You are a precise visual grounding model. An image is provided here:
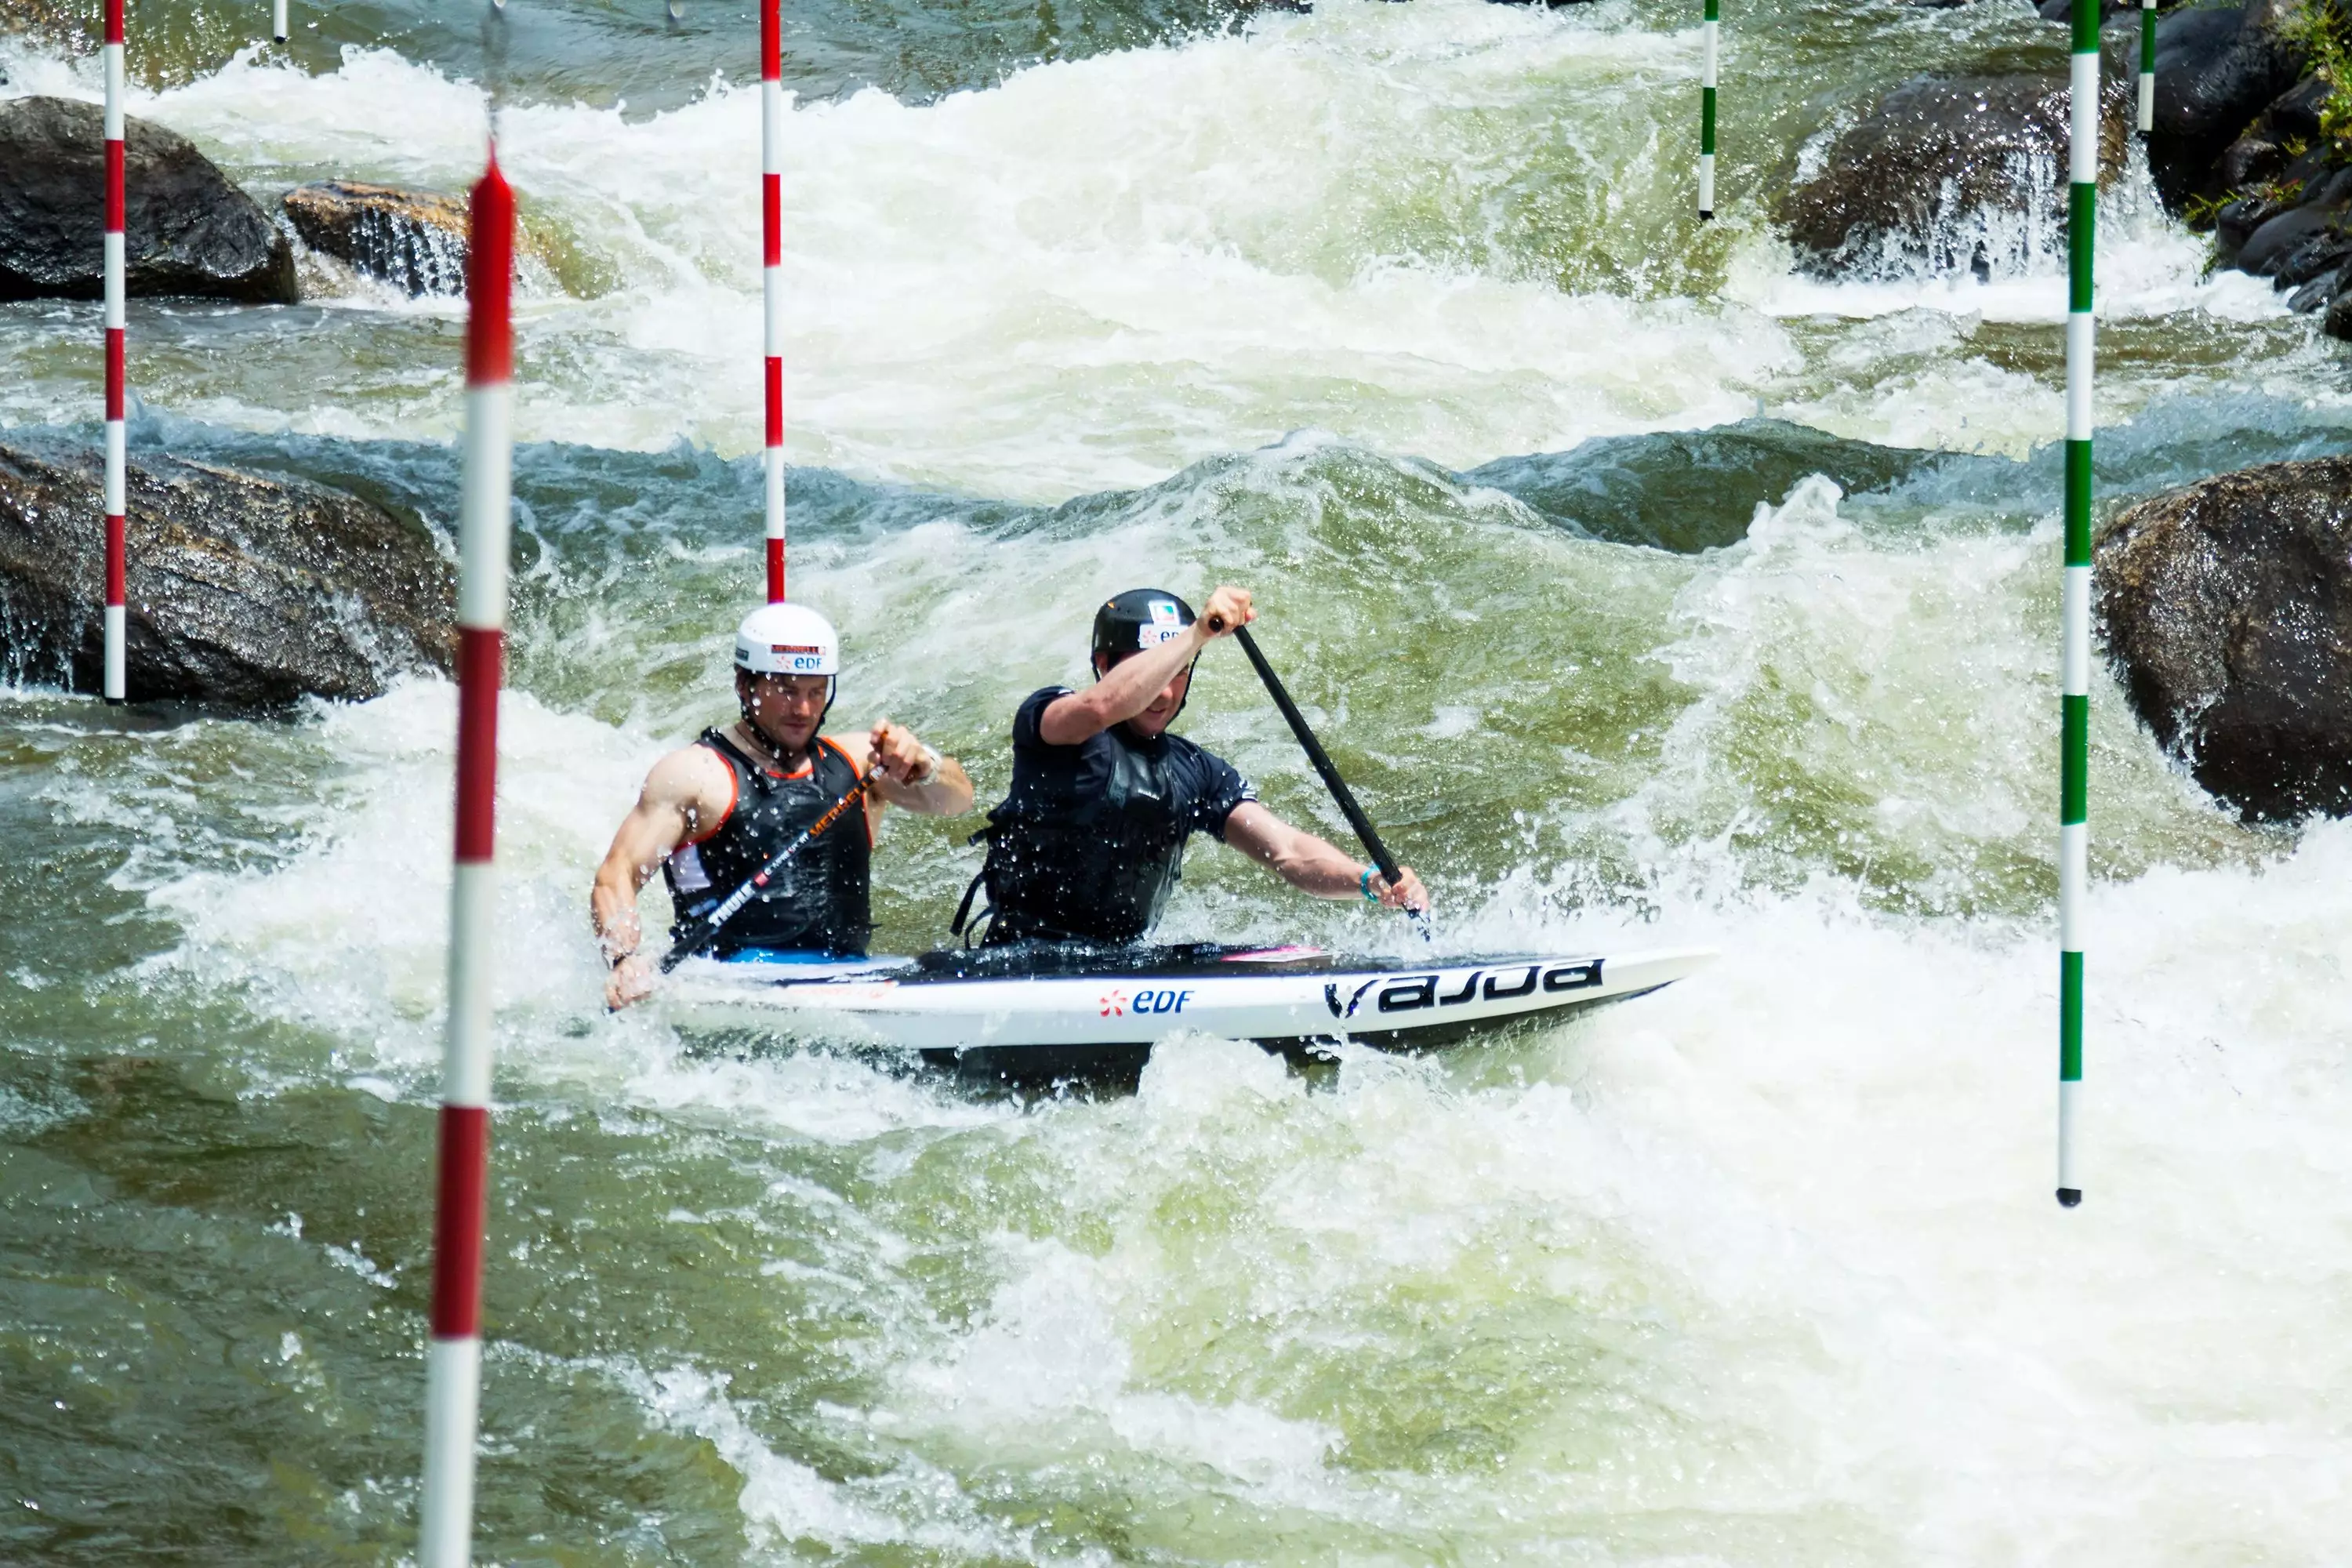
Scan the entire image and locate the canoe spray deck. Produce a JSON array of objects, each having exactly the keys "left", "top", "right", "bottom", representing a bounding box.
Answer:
[{"left": 664, "top": 942, "right": 1714, "bottom": 1080}]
